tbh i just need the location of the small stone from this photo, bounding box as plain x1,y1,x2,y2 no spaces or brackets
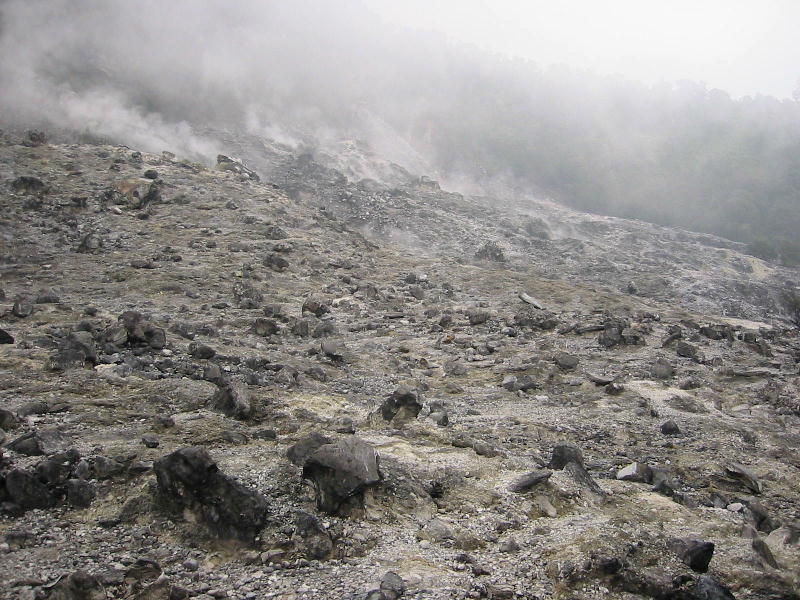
66,479,96,508
189,342,216,359
183,559,200,572
429,411,449,426
660,420,681,435
669,538,715,573
380,571,406,599
616,462,653,483
676,341,703,362
509,470,552,493
332,416,355,434
724,462,762,494
554,352,579,370
651,358,674,379
12,297,34,318
142,434,160,448
498,538,520,553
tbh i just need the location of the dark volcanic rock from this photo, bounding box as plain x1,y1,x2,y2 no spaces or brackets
253,317,280,337
724,462,762,494
232,281,263,309
676,341,703,362
293,510,333,559
669,537,715,572
0,328,14,344
509,470,552,493
302,295,330,317
651,358,675,379
6,430,61,456
548,442,584,469
264,224,288,240
118,311,166,349
287,432,332,466
154,447,268,543
554,351,579,370
474,241,505,262
188,341,216,359
4,468,57,511
466,308,490,325
661,420,681,435
43,570,105,600
12,297,34,318
35,449,81,485
514,307,559,330
209,381,252,419
11,175,46,195
691,576,736,600
380,385,422,422
66,479,96,508
0,408,20,429
616,462,653,483
302,437,381,514
501,374,538,392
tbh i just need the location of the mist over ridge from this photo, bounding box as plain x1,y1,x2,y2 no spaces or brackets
2,0,800,263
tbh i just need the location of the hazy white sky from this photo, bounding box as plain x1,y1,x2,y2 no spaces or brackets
365,0,800,99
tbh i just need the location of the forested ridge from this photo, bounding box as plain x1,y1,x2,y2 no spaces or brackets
379,56,800,265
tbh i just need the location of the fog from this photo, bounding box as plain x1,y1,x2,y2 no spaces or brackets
2,0,800,263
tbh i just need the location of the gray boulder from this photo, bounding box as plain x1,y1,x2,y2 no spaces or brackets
302,438,381,514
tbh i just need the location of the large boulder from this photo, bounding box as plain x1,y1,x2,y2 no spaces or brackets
302,438,381,514
153,447,268,543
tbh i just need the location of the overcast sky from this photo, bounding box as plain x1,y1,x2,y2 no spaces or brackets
365,0,800,99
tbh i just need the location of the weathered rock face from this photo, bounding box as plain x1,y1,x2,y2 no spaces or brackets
302,438,381,514
153,447,268,543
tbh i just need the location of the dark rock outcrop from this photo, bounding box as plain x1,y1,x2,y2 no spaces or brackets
153,447,269,543
302,438,381,514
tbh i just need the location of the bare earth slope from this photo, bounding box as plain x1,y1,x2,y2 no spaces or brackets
0,133,799,600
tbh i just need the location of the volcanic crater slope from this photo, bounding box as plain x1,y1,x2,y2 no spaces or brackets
0,132,799,600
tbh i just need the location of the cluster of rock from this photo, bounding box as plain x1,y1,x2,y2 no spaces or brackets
0,131,798,599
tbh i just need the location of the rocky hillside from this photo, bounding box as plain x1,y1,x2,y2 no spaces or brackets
0,130,799,600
